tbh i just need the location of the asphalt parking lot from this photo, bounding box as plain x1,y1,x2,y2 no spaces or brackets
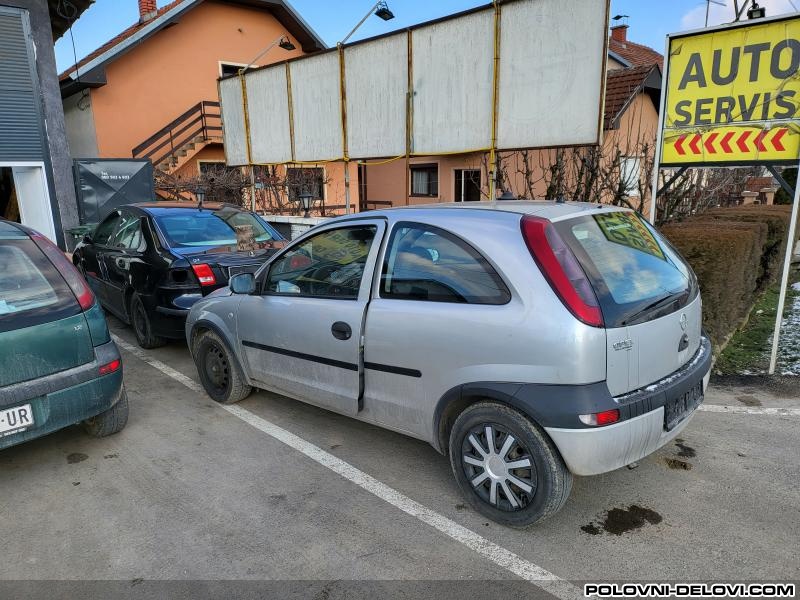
2,315,799,596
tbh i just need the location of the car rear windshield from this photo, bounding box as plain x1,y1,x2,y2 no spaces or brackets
554,212,698,328
0,239,80,332
154,208,280,248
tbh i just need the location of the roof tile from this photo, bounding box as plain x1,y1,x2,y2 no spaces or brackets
604,64,657,129
609,37,663,70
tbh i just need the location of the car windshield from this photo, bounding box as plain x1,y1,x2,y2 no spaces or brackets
154,208,279,249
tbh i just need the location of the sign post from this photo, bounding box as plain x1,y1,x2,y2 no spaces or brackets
650,13,800,374
769,171,800,374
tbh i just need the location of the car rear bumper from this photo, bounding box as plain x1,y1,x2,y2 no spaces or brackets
0,340,124,451
544,338,712,476
149,292,202,339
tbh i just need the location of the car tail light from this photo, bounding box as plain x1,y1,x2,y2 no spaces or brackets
30,232,96,311
98,358,121,376
520,215,603,327
579,409,620,427
191,263,217,286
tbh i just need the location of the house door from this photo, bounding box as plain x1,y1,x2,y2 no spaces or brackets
454,169,481,202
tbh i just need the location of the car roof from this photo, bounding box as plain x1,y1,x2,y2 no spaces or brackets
129,201,243,214
334,200,629,224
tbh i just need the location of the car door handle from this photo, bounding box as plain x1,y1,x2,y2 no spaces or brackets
331,321,352,340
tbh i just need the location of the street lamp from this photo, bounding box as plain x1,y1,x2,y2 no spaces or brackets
340,1,395,45
195,185,206,210
298,190,313,218
238,34,295,75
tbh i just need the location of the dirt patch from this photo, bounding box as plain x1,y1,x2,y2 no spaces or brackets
674,438,696,458
580,523,602,535
736,395,762,407
454,503,466,511
103,453,119,459
663,457,693,470
66,453,88,464
581,505,663,536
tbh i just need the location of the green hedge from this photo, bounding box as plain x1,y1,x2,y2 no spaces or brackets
660,206,795,348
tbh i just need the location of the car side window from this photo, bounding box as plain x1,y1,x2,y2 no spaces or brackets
381,222,511,304
265,226,377,299
110,212,144,251
93,212,122,246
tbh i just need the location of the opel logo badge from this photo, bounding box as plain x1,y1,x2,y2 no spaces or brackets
680,313,688,331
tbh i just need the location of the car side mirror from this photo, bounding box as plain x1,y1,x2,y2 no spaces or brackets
229,272,256,295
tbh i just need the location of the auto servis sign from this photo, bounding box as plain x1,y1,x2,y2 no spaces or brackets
661,14,800,165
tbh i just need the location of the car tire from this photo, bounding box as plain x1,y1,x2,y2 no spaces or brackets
83,388,129,438
130,293,167,349
193,330,252,404
448,401,572,528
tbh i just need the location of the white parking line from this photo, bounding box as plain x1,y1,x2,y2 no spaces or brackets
698,403,800,417
111,334,580,599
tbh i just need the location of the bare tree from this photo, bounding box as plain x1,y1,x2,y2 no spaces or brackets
153,164,332,216
154,164,249,206
251,165,331,216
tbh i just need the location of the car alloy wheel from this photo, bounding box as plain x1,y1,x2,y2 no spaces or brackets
203,341,231,395
461,423,536,511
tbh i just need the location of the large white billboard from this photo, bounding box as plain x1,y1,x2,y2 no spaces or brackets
220,0,609,166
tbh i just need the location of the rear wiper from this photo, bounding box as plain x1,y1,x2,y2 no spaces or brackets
622,294,680,326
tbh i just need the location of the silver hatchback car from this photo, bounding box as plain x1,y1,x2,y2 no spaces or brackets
186,201,711,527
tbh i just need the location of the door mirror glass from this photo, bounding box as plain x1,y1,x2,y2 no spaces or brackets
229,272,256,295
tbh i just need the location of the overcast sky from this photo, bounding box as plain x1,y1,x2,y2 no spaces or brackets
54,0,800,72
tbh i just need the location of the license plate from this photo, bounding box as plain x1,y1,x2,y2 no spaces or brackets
0,404,34,437
664,383,703,431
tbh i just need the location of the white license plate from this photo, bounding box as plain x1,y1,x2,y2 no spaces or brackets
0,404,34,436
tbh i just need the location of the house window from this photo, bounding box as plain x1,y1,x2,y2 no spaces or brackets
410,164,438,197
286,167,324,202
620,156,641,196
220,62,246,78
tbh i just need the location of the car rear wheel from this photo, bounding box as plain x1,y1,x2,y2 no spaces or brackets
130,293,166,349
193,330,252,404
83,389,129,437
449,402,572,528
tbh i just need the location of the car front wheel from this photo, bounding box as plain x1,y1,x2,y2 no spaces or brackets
449,401,572,528
193,330,252,404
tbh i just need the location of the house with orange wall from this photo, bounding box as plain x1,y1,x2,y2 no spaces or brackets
359,23,663,214
59,0,329,192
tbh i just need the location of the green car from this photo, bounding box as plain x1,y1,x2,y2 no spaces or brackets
0,220,127,450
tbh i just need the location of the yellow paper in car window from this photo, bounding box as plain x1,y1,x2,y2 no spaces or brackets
594,213,665,260
311,230,371,265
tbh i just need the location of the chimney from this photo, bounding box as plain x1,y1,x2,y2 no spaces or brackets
138,0,158,23
611,24,628,43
